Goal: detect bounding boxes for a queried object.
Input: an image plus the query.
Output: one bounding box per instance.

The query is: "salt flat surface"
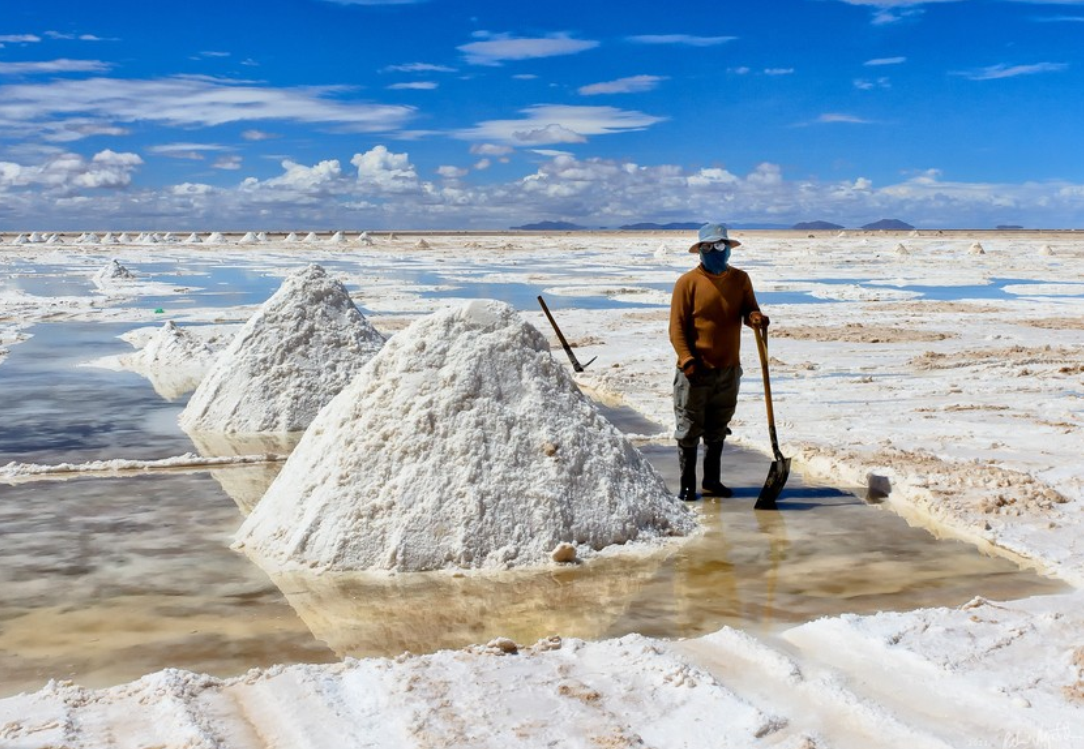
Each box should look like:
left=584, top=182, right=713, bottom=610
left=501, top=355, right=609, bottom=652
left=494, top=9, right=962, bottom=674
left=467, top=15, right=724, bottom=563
left=1, top=230, right=1082, bottom=747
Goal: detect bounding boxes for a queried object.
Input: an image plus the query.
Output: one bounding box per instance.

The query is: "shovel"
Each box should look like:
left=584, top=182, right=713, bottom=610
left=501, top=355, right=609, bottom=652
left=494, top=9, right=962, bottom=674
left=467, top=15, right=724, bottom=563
left=537, top=295, right=597, bottom=373
left=753, top=325, right=790, bottom=509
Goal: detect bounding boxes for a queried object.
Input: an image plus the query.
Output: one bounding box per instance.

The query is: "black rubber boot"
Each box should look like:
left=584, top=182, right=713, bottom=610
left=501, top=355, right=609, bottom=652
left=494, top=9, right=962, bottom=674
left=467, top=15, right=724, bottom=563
left=678, top=446, right=699, bottom=501
left=702, top=442, right=733, bottom=498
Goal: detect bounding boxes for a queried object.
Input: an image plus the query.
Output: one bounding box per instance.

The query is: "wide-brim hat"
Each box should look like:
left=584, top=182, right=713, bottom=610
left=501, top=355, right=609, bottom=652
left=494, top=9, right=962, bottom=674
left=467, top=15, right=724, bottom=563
left=689, top=222, right=741, bottom=252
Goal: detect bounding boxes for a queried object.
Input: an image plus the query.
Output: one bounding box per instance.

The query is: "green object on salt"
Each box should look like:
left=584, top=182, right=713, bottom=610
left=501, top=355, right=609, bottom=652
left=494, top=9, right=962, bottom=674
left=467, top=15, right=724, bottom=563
left=154, top=308, right=165, bottom=314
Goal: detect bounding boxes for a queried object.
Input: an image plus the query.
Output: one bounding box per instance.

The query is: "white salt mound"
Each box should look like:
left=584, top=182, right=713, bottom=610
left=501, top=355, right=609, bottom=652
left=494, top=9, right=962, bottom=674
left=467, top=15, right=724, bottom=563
left=206, top=232, right=226, bottom=244
left=93, top=259, right=135, bottom=287
left=969, top=242, right=985, bottom=255
left=179, top=264, right=385, bottom=435
left=184, top=232, right=203, bottom=244
left=1040, top=244, right=1055, bottom=256
left=127, top=321, right=218, bottom=399
left=234, top=299, right=696, bottom=573
left=328, top=231, right=347, bottom=244
left=302, top=232, right=319, bottom=243
left=239, top=231, right=260, bottom=244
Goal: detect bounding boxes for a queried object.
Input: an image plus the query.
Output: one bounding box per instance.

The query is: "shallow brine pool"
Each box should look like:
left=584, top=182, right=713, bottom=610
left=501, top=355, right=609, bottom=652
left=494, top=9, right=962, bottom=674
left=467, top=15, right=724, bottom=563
left=0, top=255, right=1068, bottom=697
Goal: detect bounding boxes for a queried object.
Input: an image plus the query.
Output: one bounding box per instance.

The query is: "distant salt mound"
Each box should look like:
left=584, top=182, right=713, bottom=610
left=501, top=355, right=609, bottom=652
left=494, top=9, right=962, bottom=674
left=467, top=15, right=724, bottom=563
left=101, top=233, right=119, bottom=245
left=894, top=243, right=910, bottom=255
left=117, top=232, right=133, bottom=244
left=206, top=232, right=226, bottom=244
left=328, top=231, right=347, bottom=244
left=93, top=259, right=135, bottom=288
left=358, top=231, right=373, bottom=245
left=285, top=232, right=300, bottom=243
left=234, top=299, right=695, bottom=573
left=969, top=242, right=986, bottom=255
left=45, top=233, right=64, bottom=245
left=184, top=232, right=203, bottom=244
left=179, top=264, right=386, bottom=435
left=239, top=231, right=260, bottom=245
left=653, top=244, right=670, bottom=259
left=12, top=234, right=29, bottom=245
left=1040, top=244, right=1055, bottom=256
left=415, top=238, right=431, bottom=249
left=302, top=232, right=319, bottom=243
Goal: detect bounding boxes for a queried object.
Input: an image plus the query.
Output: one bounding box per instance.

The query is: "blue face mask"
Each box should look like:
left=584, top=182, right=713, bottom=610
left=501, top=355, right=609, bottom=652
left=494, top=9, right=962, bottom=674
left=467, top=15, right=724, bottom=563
left=699, top=244, right=731, bottom=275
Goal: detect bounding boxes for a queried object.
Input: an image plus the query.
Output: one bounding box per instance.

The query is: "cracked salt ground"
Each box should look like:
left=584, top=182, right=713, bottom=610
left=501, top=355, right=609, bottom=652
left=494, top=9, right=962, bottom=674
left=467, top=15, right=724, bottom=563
left=0, top=400, right=1065, bottom=698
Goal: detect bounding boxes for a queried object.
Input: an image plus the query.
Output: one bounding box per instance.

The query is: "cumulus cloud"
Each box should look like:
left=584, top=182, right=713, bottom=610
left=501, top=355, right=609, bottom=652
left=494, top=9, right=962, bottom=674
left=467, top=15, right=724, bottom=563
left=351, top=145, right=421, bottom=193
left=213, top=155, right=242, bottom=170
left=436, top=165, right=468, bottom=179
left=578, top=75, right=666, bottom=95
left=470, top=143, right=514, bottom=157
left=241, top=129, right=276, bottom=141
left=627, top=34, right=736, bottom=46
left=457, top=105, right=665, bottom=145
left=0, top=148, right=142, bottom=192
left=148, top=143, right=230, bottom=160
left=459, top=32, right=599, bottom=66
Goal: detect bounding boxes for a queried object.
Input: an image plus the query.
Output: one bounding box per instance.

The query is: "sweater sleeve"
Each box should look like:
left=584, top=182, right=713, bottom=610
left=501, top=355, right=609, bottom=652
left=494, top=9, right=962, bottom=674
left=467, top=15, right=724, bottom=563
left=669, top=274, right=696, bottom=367
left=741, top=272, right=761, bottom=325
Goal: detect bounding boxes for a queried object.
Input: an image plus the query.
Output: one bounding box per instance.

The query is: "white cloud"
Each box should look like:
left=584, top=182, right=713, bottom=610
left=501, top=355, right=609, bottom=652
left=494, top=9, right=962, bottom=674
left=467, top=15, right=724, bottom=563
left=578, top=75, right=667, bottom=95
left=627, top=34, right=737, bottom=46
left=0, top=76, right=416, bottom=135
left=213, top=155, right=242, bottom=170
left=865, top=56, right=907, bottom=65
left=458, top=32, right=599, bottom=66
left=457, top=105, right=665, bottom=145
left=473, top=158, right=491, bottom=171
left=387, top=81, right=438, bottom=90
left=512, top=74, right=538, bottom=80
left=241, top=129, right=276, bottom=141
left=149, top=143, right=230, bottom=160
left=0, top=35, right=41, bottom=44
left=816, top=113, right=875, bottom=124
left=0, top=59, right=112, bottom=75
left=470, top=143, right=514, bottom=157
left=351, top=145, right=421, bottom=193
left=382, top=62, right=457, bottom=73
left=854, top=77, right=891, bottom=89
left=764, top=68, right=795, bottom=76
left=437, top=165, right=468, bottom=178
left=0, top=148, right=142, bottom=192
left=241, top=159, right=344, bottom=196
left=958, top=62, right=1068, bottom=80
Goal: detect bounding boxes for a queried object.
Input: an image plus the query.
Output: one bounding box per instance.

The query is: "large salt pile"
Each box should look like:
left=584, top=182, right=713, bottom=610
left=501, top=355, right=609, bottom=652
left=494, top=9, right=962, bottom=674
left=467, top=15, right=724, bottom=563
left=179, top=264, right=385, bottom=434
left=234, top=299, right=695, bottom=573
left=124, top=321, right=218, bottom=400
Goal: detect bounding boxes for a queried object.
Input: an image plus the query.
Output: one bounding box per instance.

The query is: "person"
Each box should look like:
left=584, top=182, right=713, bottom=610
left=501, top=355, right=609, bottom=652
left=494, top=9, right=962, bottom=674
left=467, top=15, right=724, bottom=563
left=669, top=222, right=769, bottom=501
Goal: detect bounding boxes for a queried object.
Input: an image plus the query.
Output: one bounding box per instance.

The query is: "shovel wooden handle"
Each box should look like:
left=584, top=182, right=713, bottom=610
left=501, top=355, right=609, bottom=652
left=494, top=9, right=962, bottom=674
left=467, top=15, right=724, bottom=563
left=753, top=325, right=777, bottom=432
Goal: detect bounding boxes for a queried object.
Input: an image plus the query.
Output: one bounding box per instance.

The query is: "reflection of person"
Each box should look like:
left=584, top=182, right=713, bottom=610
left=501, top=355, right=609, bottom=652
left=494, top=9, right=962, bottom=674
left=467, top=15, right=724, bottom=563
left=669, top=223, right=769, bottom=501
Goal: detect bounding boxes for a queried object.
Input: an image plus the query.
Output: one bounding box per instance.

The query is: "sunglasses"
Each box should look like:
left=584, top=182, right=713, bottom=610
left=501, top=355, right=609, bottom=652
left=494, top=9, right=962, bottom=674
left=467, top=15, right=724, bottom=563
left=703, top=240, right=731, bottom=251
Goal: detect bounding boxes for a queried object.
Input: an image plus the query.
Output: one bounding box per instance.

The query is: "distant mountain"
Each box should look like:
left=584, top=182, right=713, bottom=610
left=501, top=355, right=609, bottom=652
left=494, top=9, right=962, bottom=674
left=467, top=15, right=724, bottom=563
left=620, top=222, right=702, bottom=230
left=996, top=225, right=1024, bottom=230
left=861, top=218, right=914, bottom=230
left=511, top=221, right=587, bottom=231
left=792, top=221, right=844, bottom=231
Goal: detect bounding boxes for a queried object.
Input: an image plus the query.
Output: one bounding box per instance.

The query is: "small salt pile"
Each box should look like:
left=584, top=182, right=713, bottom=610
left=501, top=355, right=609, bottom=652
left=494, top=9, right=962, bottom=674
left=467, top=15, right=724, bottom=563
left=82, top=232, right=101, bottom=245
left=179, top=264, right=385, bottom=435
left=415, top=238, right=431, bottom=249
left=328, top=231, right=347, bottom=244
left=12, top=234, right=29, bottom=245
left=302, top=232, right=319, bottom=243
left=238, top=231, right=260, bottom=245
left=93, top=258, right=136, bottom=287
left=100, top=232, right=119, bottom=244
left=45, top=233, right=64, bottom=245
left=285, top=232, right=300, bottom=243
left=653, top=244, right=669, bottom=259
left=969, top=242, right=985, bottom=255
left=162, top=232, right=179, bottom=243
left=234, top=299, right=695, bottom=573
left=1039, top=244, right=1055, bottom=256
left=257, top=231, right=269, bottom=242
left=117, top=232, right=133, bottom=244
left=128, top=321, right=217, bottom=400
left=358, top=231, right=373, bottom=245
left=184, top=232, right=203, bottom=244
left=28, top=232, right=43, bottom=243
left=894, top=243, right=909, bottom=255
left=206, top=232, right=226, bottom=244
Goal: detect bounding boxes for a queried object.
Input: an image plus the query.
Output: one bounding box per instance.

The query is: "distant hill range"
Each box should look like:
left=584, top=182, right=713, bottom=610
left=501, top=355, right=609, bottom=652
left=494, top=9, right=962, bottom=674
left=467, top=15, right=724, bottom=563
left=860, top=218, right=915, bottom=230
left=619, top=222, right=702, bottom=230
left=792, top=221, right=844, bottom=231
left=511, top=221, right=588, bottom=231
left=996, top=225, right=1024, bottom=230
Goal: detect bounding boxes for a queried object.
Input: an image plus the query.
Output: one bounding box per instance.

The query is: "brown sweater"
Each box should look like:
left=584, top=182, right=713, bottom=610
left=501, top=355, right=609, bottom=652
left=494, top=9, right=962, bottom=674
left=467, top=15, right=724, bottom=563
left=669, top=265, right=760, bottom=369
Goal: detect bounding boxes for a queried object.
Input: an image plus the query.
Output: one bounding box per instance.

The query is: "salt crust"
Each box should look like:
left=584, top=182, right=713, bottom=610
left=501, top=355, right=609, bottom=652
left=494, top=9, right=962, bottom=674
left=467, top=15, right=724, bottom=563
left=179, top=264, right=385, bottom=434
left=234, top=299, right=695, bottom=572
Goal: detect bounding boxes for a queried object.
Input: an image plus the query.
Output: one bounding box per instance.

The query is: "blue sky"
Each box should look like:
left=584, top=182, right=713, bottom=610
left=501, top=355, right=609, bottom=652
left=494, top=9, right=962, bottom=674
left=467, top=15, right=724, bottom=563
left=2, top=0, right=1083, bottom=230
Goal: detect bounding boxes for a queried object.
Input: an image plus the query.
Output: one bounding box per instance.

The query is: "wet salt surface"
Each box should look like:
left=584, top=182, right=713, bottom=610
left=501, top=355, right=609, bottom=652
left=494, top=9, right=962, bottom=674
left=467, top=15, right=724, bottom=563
left=0, top=259, right=1069, bottom=699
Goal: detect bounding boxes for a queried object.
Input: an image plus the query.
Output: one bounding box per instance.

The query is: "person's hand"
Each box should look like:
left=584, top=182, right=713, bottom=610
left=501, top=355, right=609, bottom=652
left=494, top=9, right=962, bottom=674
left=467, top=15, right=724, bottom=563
left=749, top=311, right=770, bottom=329
left=681, top=359, right=697, bottom=379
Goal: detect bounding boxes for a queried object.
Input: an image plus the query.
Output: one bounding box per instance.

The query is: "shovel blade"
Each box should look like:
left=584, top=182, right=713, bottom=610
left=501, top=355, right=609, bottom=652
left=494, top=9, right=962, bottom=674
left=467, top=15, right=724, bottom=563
left=754, top=456, right=791, bottom=510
